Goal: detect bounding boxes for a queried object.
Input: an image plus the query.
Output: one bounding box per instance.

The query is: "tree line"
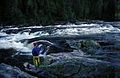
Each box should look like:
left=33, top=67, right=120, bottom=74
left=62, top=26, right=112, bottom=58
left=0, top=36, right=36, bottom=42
left=0, top=0, right=118, bottom=25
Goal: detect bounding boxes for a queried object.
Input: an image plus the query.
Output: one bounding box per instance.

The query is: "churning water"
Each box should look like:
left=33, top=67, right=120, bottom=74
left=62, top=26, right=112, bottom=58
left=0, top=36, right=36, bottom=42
left=0, top=23, right=120, bottom=57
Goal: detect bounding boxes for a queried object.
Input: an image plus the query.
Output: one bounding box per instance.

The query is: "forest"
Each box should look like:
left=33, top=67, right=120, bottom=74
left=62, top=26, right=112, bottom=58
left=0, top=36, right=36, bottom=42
left=1, top=1, right=120, bottom=78
left=0, top=0, right=119, bottom=25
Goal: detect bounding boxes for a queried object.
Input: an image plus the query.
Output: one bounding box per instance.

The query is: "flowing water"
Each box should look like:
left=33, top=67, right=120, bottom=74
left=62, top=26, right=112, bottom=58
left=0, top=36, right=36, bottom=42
left=0, top=22, right=120, bottom=58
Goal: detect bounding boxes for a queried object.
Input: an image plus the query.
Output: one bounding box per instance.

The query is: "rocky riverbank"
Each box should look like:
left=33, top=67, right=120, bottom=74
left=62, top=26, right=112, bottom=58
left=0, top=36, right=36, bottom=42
left=0, top=63, right=37, bottom=78
left=0, top=39, right=120, bottom=78
left=0, top=22, right=120, bottom=78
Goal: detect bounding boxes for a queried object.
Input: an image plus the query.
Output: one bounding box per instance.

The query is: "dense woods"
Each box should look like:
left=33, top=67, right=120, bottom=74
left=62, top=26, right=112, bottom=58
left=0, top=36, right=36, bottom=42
left=0, top=0, right=119, bottom=25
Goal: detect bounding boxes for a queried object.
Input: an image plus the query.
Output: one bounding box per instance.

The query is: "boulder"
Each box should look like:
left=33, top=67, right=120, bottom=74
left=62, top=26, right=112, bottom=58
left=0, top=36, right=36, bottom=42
left=48, top=40, right=73, bottom=54
left=80, top=40, right=101, bottom=54
left=0, top=49, right=16, bottom=63
left=24, top=50, right=120, bottom=78
left=43, top=51, right=110, bottom=78
left=0, top=63, right=37, bottom=78
left=66, top=40, right=101, bottom=55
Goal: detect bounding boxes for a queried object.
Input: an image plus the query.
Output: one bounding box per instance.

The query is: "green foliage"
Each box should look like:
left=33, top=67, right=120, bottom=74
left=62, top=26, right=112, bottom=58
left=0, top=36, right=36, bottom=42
left=115, top=13, right=120, bottom=18
left=27, top=0, right=33, bottom=6
left=0, top=0, right=118, bottom=25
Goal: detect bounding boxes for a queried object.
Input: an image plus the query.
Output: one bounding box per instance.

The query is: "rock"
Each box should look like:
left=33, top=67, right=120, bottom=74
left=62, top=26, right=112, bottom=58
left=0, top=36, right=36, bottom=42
left=66, top=40, right=101, bottom=55
left=24, top=50, right=120, bottom=78
left=0, top=63, right=37, bottom=78
left=75, top=21, right=86, bottom=25
left=0, top=49, right=16, bottom=63
left=98, top=40, right=120, bottom=51
left=80, top=40, right=101, bottom=54
left=113, top=41, right=120, bottom=50
left=46, top=52, right=120, bottom=78
left=38, top=70, right=57, bottom=78
left=105, top=24, right=114, bottom=28
left=43, top=52, right=105, bottom=78
left=67, top=40, right=101, bottom=54
left=3, top=55, right=33, bottom=69
left=48, top=40, right=73, bottom=54
left=35, top=40, right=74, bottom=54
left=24, top=62, right=58, bottom=78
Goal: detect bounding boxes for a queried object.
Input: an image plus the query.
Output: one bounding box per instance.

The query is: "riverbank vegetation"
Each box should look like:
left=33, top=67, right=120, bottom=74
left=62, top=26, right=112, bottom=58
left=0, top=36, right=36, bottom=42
left=0, top=0, right=119, bottom=25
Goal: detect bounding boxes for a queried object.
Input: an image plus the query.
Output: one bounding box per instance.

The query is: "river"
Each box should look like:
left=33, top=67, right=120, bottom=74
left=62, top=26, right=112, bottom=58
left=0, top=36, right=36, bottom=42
left=0, top=22, right=120, bottom=61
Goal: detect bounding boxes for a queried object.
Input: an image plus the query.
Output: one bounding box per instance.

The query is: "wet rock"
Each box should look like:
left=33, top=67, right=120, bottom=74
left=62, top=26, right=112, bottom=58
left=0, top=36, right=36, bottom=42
left=43, top=52, right=109, bottom=78
left=99, top=40, right=120, bottom=51
left=38, top=70, right=57, bottom=78
left=24, top=50, right=120, bottom=78
left=0, top=63, right=37, bottom=78
left=35, top=40, right=74, bottom=54
left=113, top=41, right=120, bottom=50
left=0, top=49, right=16, bottom=63
left=44, top=52, right=120, bottom=78
left=70, top=40, right=100, bottom=55
left=3, top=55, right=33, bottom=69
left=75, top=21, right=86, bottom=25
left=66, top=40, right=101, bottom=55
left=80, top=40, right=101, bottom=54
left=104, top=24, right=114, bottom=28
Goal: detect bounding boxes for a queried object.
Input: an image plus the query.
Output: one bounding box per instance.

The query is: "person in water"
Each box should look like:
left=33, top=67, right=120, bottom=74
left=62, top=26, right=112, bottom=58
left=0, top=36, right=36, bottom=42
left=32, top=43, right=40, bottom=70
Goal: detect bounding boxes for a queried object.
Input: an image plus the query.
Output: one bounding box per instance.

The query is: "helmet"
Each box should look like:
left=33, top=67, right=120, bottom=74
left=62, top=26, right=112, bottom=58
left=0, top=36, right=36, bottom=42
left=34, top=43, right=37, bottom=46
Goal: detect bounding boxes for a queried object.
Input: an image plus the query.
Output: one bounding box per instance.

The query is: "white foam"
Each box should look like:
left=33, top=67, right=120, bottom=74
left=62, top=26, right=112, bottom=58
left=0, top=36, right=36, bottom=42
left=22, top=26, right=43, bottom=28
left=0, top=24, right=120, bottom=54
left=0, top=32, right=36, bottom=52
left=53, top=24, right=120, bottom=36
left=54, top=24, right=99, bottom=27
left=0, top=29, right=51, bottom=53
left=54, top=28, right=79, bottom=35
left=9, top=27, right=19, bottom=30
left=31, top=31, right=49, bottom=36
left=0, top=39, right=32, bottom=51
left=0, top=32, right=8, bottom=36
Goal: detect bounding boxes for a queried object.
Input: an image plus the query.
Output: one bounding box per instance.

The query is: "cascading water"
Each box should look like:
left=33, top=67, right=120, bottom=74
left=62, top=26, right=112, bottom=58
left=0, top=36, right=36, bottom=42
left=0, top=23, right=120, bottom=58
left=1, top=22, right=120, bottom=78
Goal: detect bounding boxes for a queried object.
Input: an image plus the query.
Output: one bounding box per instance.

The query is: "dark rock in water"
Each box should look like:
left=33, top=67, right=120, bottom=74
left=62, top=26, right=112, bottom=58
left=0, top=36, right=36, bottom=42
left=70, top=40, right=101, bottom=55
left=75, top=21, right=86, bottom=25
left=0, top=63, right=37, bottom=78
left=3, top=55, right=33, bottom=69
left=5, top=29, right=19, bottom=34
left=0, top=49, right=16, bottom=63
left=47, top=40, right=73, bottom=54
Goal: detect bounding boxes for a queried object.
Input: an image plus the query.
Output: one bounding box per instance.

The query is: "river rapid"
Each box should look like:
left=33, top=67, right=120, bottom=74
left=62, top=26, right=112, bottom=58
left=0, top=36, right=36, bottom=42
left=0, top=21, right=120, bottom=63
left=1, top=22, right=120, bottom=77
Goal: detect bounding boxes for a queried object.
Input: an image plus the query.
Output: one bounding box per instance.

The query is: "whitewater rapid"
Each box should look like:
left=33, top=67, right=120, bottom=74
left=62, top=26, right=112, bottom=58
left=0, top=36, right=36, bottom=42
left=0, top=23, right=120, bottom=56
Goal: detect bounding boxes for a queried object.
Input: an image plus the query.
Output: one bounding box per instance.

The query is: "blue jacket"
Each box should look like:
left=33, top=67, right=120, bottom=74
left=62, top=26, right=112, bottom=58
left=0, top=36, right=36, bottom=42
left=32, top=46, right=40, bottom=56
